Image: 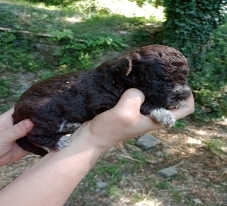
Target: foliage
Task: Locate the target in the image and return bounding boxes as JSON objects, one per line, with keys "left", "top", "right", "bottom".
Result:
{"left": 158, "top": 0, "right": 227, "bottom": 58}
{"left": 0, "top": 77, "right": 12, "bottom": 98}
{"left": 51, "top": 32, "right": 127, "bottom": 73}
{"left": 171, "top": 189, "right": 184, "bottom": 202}
{"left": 0, "top": 29, "right": 127, "bottom": 74}
{"left": 130, "top": 0, "right": 162, "bottom": 7}
{"left": 155, "top": 180, "right": 169, "bottom": 189}
{"left": 189, "top": 22, "right": 227, "bottom": 121}
{"left": 173, "top": 120, "right": 187, "bottom": 129}
{"left": 26, "top": 0, "right": 76, "bottom": 6}
{"left": 204, "top": 138, "right": 227, "bottom": 154}
{"left": 154, "top": 0, "right": 227, "bottom": 121}
{"left": 0, "top": 32, "right": 40, "bottom": 73}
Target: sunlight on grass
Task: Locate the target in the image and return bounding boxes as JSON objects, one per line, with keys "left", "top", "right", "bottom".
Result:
{"left": 117, "top": 196, "right": 163, "bottom": 205}
{"left": 65, "top": 16, "right": 82, "bottom": 23}
{"left": 6, "top": 0, "right": 164, "bottom": 21}
{"left": 89, "top": 0, "right": 164, "bottom": 20}
{"left": 67, "top": 0, "right": 164, "bottom": 21}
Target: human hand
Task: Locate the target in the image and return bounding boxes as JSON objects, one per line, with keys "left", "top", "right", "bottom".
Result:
{"left": 73, "top": 88, "right": 194, "bottom": 153}
{"left": 0, "top": 108, "right": 33, "bottom": 165}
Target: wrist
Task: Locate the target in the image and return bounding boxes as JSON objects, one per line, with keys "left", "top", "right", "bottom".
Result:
{"left": 71, "top": 122, "right": 114, "bottom": 155}
{"left": 63, "top": 135, "right": 103, "bottom": 172}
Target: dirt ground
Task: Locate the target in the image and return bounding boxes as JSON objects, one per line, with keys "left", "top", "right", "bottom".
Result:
{"left": 1, "top": 118, "right": 227, "bottom": 206}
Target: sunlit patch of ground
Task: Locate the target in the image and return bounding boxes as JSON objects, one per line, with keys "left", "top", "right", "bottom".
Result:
{"left": 86, "top": 0, "right": 164, "bottom": 20}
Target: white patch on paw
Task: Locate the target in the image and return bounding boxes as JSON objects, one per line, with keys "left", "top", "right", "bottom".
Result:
{"left": 56, "top": 135, "right": 71, "bottom": 150}
{"left": 149, "top": 108, "right": 176, "bottom": 127}
{"left": 62, "top": 122, "right": 81, "bottom": 133}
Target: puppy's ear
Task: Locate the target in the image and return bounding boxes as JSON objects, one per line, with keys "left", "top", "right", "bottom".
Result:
{"left": 111, "top": 57, "right": 132, "bottom": 76}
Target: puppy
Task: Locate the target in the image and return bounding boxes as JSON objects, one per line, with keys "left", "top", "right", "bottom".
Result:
{"left": 12, "top": 44, "right": 191, "bottom": 156}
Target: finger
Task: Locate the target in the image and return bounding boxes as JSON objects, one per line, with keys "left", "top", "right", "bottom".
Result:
{"left": 111, "top": 88, "right": 145, "bottom": 124}
{"left": 3, "top": 119, "right": 34, "bottom": 142}
{"left": 87, "top": 89, "right": 145, "bottom": 137}
{"left": 115, "top": 88, "right": 145, "bottom": 110}
{"left": 133, "top": 114, "right": 163, "bottom": 135}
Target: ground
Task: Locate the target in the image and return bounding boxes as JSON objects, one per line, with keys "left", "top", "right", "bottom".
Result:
{"left": 1, "top": 119, "right": 227, "bottom": 206}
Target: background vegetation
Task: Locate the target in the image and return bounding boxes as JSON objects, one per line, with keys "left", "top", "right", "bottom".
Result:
{"left": 156, "top": 0, "right": 227, "bottom": 121}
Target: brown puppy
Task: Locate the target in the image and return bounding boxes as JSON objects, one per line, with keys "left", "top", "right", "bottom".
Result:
{"left": 12, "top": 45, "right": 191, "bottom": 156}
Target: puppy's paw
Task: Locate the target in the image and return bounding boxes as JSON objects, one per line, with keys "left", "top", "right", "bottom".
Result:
{"left": 149, "top": 108, "right": 176, "bottom": 127}
{"left": 56, "top": 135, "right": 71, "bottom": 150}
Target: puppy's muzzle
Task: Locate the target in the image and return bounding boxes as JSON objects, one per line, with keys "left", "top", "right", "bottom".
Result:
{"left": 173, "top": 84, "right": 191, "bottom": 100}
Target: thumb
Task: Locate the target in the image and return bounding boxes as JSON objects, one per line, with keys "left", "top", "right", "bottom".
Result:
{"left": 5, "top": 120, "right": 33, "bottom": 142}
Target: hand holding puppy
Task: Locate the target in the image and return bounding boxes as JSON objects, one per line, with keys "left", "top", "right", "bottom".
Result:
{"left": 0, "top": 108, "right": 33, "bottom": 165}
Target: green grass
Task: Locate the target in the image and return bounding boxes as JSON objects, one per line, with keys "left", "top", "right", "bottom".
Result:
{"left": 0, "top": 0, "right": 160, "bottom": 35}
{"left": 204, "top": 138, "right": 227, "bottom": 154}
{"left": 0, "top": 1, "right": 72, "bottom": 33}
{"left": 0, "top": 77, "right": 12, "bottom": 98}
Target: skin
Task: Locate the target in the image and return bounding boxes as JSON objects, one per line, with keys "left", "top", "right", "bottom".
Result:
{"left": 0, "top": 89, "right": 194, "bottom": 206}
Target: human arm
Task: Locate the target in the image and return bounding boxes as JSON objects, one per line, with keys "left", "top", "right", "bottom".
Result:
{"left": 0, "top": 89, "right": 194, "bottom": 206}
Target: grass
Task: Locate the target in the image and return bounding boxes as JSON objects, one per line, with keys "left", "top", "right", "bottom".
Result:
{"left": 0, "top": 0, "right": 161, "bottom": 35}
{"left": 0, "top": 77, "right": 12, "bottom": 98}
{"left": 204, "top": 138, "right": 227, "bottom": 156}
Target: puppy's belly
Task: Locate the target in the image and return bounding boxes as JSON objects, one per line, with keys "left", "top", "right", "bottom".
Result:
{"left": 56, "top": 135, "right": 72, "bottom": 150}
{"left": 54, "top": 122, "right": 82, "bottom": 150}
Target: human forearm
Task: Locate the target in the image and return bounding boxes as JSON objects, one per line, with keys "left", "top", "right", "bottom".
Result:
{"left": 0, "top": 132, "right": 102, "bottom": 206}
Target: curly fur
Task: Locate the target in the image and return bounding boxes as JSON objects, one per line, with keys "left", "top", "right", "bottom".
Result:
{"left": 12, "top": 44, "right": 191, "bottom": 156}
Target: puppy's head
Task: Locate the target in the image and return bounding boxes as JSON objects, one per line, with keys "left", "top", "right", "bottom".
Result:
{"left": 110, "top": 44, "right": 191, "bottom": 109}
